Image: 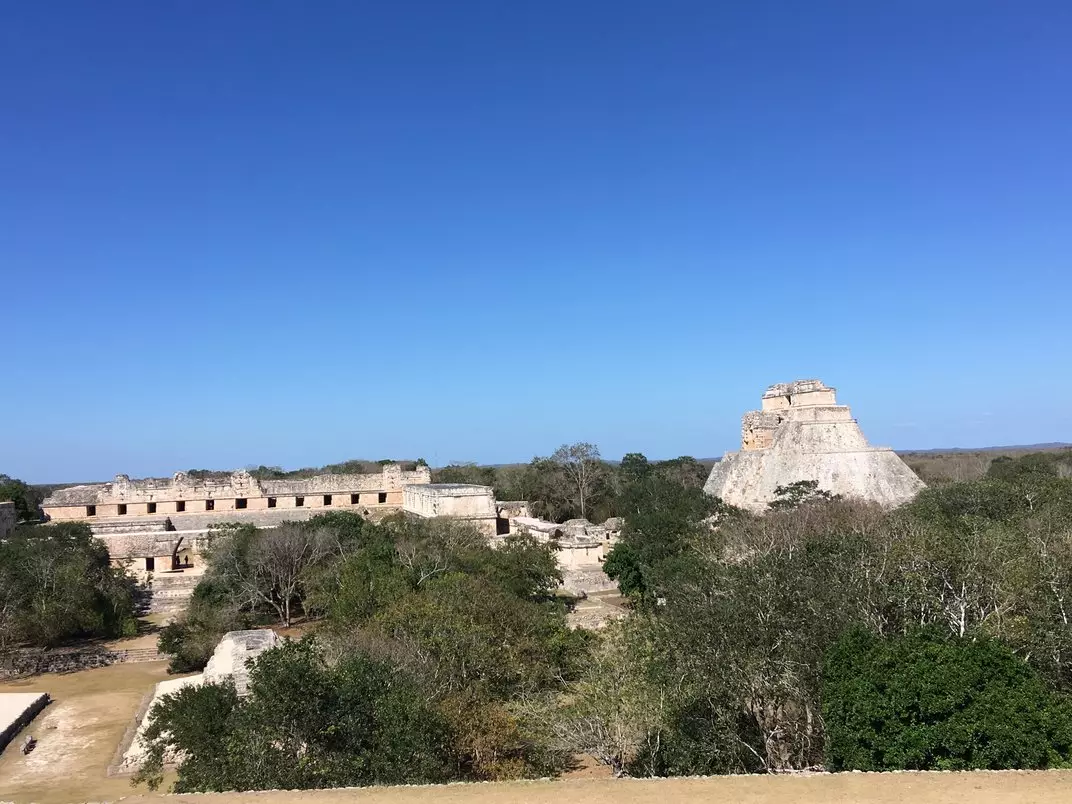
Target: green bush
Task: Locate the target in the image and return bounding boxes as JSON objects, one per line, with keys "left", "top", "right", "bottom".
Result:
{"left": 0, "top": 522, "right": 141, "bottom": 648}
{"left": 135, "top": 637, "right": 455, "bottom": 792}
{"left": 823, "top": 629, "right": 1072, "bottom": 771}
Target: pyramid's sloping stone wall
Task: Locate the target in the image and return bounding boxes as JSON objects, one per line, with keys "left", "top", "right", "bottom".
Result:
{"left": 705, "top": 380, "right": 925, "bottom": 512}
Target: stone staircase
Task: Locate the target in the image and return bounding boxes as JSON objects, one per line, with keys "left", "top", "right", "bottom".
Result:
{"left": 148, "top": 572, "right": 201, "bottom": 615}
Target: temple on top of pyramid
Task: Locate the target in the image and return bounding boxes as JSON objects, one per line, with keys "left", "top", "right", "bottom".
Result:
{"left": 704, "top": 380, "right": 925, "bottom": 511}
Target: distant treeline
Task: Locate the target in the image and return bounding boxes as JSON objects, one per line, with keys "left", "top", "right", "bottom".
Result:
{"left": 899, "top": 446, "right": 1072, "bottom": 485}
{"left": 191, "top": 458, "right": 428, "bottom": 481}
{"left": 433, "top": 446, "right": 712, "bottom": 523}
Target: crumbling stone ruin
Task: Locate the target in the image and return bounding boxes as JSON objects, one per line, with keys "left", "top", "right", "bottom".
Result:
{"left": 510, "top": 516, "right": 623, "bottom": 596}
{"left": 401, "top": 485, "right": 620, "bottom": 597}
{"left": 704, "top": 380, "right": 925, "bottom": 512}
{"left": 119, "top": 630, "right": 278, "bottom": 773}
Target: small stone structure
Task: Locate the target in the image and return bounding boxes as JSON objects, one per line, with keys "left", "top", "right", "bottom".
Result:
{"left": 202, "top": 629, "right": 278, "bottom": 696}
{"left": 0, "top": 692, "right": 50, "bottom": 753}
{"left": 119, "top": 629, "right": 278, "bottom": 773}
{"left": 509, "top": 516, "right": 623, "bottom": 595}
{"left": 704, "top": 380, "right": 925, "bottom": 511}
{"left": 0, "top": 500, "right": 16, "bottom": 537}
{"left": 402, "top": 483, "right": 502, "bottom": 535}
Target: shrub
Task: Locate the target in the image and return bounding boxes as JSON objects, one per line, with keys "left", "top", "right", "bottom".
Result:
{"left": 823, "top": 628, "right": 1072, "bottom": 771}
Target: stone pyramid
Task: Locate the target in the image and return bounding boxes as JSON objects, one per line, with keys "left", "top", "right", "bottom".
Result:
{"left": 704, "top": 380, "right": 925, "bottom": 511}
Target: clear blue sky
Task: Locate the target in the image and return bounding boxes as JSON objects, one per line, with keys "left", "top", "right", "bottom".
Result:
{"left": 2, "top": 1, "right": 1070, "bottom": 483}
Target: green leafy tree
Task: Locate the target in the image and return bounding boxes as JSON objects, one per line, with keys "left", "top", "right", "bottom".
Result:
{"left": 374, "top": 572, "right": 587, "bottom": 698}
{"left": 432, "top": 462, "right": 497, "bottom": 486}
{"left": 604, "top": 455, "right": 727, "bottom": 601}
{"left": 135, "top": 637, "right": 455, "bottom": 792}
{"left": 823, "top": 628, "right": 1072, "bottom": 770}
{"left": 0, "top": 522, "right": 141, "bottom": 648}
{"left": 0, "top": 474, "right": 43, "bottom": 522}
{"left": 768, "top": 480, "right": 839, "bottom": 510}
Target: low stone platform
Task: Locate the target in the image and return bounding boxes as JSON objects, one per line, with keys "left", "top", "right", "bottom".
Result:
{"left": 0, "top": 691, "right": 50, "bottom": 752}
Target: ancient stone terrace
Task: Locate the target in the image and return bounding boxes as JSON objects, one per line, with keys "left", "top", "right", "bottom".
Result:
{"left": 41, "top": 463, "right": 432, "bottom": 522}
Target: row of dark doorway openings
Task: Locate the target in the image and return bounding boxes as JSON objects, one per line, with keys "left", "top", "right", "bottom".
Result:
{"left": 86, "top": 493, "right": 390, "bottom": 517}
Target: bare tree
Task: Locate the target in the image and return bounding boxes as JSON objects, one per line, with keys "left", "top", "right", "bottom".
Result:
{"left": 550, "top": 442, "right": 604, "bottom": 520}
{"left": 211, "top": 524, "right": 336, "bottom": 627}
{"left": 551, "top": 623, "right": 669, "bottom": 776}
{"left": 393, "top": 519, "right": 484, "bottom": 587}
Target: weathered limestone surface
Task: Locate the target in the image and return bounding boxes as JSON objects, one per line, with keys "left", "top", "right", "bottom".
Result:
{"left": 0, "top": 500, "right": 16, "bottom": 537}
{"left": 705, "top": 380, "right": 925, "bottom": 512}
{"left": 403, "top": 483, "right": 499, "bottom": 535}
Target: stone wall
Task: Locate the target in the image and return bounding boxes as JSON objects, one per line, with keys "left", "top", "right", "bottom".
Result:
{"left": 42, "top": 464, "right": 429, "bottom": 522}
{"left": 0, "top": 646, "right": 166, "bottom": 680}
{"left": 403, "top": 483, "right": 497, "bottom": 518}
{"left": 0, "top": 500, "right": 16, "bottom": 537}
{"left": 0, "top": 692, "right": 50, "bottom": 754}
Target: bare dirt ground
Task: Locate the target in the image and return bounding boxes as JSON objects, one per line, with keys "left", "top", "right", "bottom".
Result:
{"left": 116, "top": 770, "right": 1072, "bottom": 804}
{"left": 0, "top": 660, "right": 175, "bottom": 804}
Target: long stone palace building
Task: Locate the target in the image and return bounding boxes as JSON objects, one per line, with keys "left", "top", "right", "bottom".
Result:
{"left": 42, "top": 463, "right": 432, "bottom": 522}
{"left": 39, "top": 461, "right": 620, "bottom": 606}
{"left": 41, "top": 463, "right": 433, "bottom": 575}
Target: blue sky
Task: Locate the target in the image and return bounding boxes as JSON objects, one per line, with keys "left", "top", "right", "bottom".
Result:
{"left": 2, "top": 1, "right": 1070, "bottom": 482}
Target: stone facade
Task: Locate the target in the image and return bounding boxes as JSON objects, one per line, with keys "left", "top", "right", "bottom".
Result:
{"left": 704, "top": 380, "right": 925, "bottom": 512}
{"left": 402, "top": 483, "right": 500, "bottom": 535}
{"left": 41, "top": 464, "right": 431, "bottom": 522}
{"left": 0, "top": 500, "right": 16, "bottom": 538}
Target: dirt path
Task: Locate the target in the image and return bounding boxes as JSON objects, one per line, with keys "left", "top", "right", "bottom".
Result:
{"left": 118, "top": 770, "right": 1072, "bottom": 804}
{"left": 0, "top": 660, "right": 173, "bottom": 804}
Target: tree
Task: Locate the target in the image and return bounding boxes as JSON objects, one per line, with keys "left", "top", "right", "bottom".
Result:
{"left": 373, "top": 572, "right": 587, "bottom": 698}
{"left": 0, "top": 522, "right": 141, "bottom": 648}
{"left": 0, "top": 475, "right": 43, "bottom": 522}
{"left": 552, "top": 622, "right": 669, "bottom": 776}
{"left": 206, "top": 523, "right": 336, "bottom": 627}
{"left": 768, "top": 480, "right": 838, "bottom": 510}
{"left": 432, "top": 463, "right": 496, "bottom": 487}
{"left": 823, "top": 628, "right": 1072, "bottom": 770}
{"left": 135, "top": 638, "right": 456, "bottom": 792}
{"left": 604, "top": 456, "right": 725, "bottom": 601}
{"left": 549, "top": 442, "right": 605, "bottom": 520}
